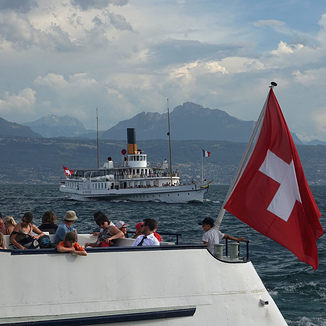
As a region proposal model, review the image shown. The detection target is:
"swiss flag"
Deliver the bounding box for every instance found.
[62,165,74,177]
[224,88,323,270]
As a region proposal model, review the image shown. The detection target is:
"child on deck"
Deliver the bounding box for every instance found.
[56,232,87,256]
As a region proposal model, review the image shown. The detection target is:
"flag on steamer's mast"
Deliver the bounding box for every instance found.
[62,165,74,177]
[224,88,323,270]
[203,150,210,157]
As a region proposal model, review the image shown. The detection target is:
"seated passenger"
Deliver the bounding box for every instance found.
[116,220,129,238]
[39,211,58,234]
[132,219,160,247]
[85,214,124,248]
[3,216,17,235]
[10,212,44,250]
[0,212,6,235]
[89,210,104,236]
[133,221,162,241]
[54,210,78,245]
[0,233,5,249]
[56,232,87,256]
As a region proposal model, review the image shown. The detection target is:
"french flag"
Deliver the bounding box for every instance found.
[203,150,210,157]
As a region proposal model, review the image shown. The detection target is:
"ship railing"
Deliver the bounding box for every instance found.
[117,172,180,180]
[3,234,249,263]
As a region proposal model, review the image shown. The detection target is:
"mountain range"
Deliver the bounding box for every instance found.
[0,102,324,145]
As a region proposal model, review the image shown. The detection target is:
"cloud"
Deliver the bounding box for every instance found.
[71,0,128,11]
[253,20,285,28]
[312,108,326,135]
[0,0,37,13]
[0,88,37,117]
[271,41,304,55]
[34,73,98,91]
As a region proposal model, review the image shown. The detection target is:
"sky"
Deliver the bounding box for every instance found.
[0,0,326,141]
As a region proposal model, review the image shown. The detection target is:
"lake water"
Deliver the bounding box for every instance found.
[0,184,325,325]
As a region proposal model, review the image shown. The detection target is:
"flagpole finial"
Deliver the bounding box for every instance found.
[270,81,277,88]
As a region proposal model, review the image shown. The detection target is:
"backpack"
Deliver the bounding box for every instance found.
[39,235,52,248]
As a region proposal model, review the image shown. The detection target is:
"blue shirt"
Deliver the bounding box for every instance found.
[54,222,76,245]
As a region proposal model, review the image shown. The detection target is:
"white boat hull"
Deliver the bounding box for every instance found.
[59,183,208,203]
[0,239,287,325]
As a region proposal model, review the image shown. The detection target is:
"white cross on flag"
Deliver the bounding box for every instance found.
[224,88,323,270]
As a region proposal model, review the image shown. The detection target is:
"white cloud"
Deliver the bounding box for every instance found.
[34,73,70,89]
[253,20,285,28]
[271,41,304,55]
[0,88,37,117]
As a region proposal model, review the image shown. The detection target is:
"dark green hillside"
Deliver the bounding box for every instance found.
[0,137,325,185]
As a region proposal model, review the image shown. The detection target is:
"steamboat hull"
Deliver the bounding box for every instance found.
[59,183,208,203]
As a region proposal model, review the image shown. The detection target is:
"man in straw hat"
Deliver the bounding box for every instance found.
[54,210,78,245]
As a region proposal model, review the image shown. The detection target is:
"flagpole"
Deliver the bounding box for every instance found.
[201,149,204,183]
[214,86,273,230]
[96,108,99,169]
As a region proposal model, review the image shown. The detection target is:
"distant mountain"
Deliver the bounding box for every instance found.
[5,102,308,144]
[306,139,326,146]
[291,133,303,145]
[23,114,88,138]
[0,117,42,138]
[101,102,257,142]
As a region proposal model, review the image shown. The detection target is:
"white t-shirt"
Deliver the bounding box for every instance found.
[132,233,160,246]
[202,228,224,254]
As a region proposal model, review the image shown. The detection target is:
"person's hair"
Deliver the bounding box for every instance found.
[143,218,158,231]
[0,233,5,249]
[4,216,16,226]
[93,210,104,221]
[96,214,109,226]
[0,212,2,219]
[42,211,57,224]
[64,232,77,243]
[22,212,34,223]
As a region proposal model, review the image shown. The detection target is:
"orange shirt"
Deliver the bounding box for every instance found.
[57,241,84,251]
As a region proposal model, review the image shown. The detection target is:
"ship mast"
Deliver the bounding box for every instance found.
[167,99,173,186]
[96,108,99,168]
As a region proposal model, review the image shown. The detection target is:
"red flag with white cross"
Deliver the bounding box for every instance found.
[62,165,74,177]
[224,88,323,270]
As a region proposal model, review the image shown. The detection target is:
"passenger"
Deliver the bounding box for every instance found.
[133,221,162,241]
[132,219,160,247]
[85,214,124,248]
[116,220,129,238]
[93,210,103,221]
[0,233,5,249]
[0,212,6,235]
[10,212,44,249]
[54,210,78,245]
[132,222,143,239]
[56,232,87,256]
[90,210,104,236]
[3,216,17,235]
[39,211,58,234]
[198,217,246,254]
